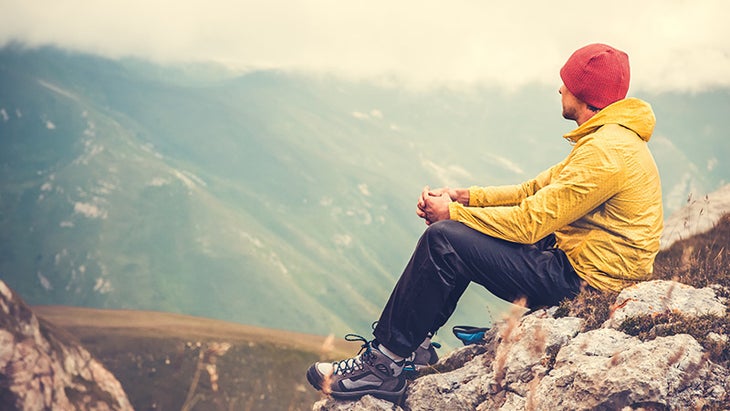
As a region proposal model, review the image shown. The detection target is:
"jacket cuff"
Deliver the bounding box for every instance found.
[448,202,461,220]
[467,186,482,207]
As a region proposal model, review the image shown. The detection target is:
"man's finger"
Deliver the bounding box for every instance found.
[419,186,430,207]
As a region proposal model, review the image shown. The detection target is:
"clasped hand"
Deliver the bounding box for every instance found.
[416,186,453,225]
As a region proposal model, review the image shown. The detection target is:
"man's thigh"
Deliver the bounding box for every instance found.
[429,220,583,307]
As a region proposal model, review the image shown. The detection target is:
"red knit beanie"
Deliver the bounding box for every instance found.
[560,43,630,109]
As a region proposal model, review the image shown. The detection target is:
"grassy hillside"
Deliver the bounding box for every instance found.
[34,306,358,411]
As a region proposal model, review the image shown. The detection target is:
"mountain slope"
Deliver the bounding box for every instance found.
[1,46,728,346]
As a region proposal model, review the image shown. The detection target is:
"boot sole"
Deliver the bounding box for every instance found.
[305,365,407,403]
[329,385,407,403]
[306,365,324,391]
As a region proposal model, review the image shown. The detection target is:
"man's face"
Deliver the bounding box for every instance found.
[559,84,581,121]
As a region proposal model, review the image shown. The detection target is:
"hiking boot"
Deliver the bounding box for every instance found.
[306,334,407,402]
[405,341,440,372]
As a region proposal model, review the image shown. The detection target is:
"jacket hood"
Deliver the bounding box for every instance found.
[563,97,656,143]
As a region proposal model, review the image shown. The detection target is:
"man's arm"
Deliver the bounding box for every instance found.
[416,161,560,225]
[449,141,622,244]
[468,164,559,207]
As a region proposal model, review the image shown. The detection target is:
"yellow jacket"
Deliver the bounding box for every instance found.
[448,98,663,292]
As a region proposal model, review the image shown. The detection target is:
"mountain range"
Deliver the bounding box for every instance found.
[0,45,728,347]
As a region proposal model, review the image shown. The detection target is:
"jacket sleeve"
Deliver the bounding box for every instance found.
[467,163,560,207]
[449,139,622,244]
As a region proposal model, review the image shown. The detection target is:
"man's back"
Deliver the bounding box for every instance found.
[556,98,663,291]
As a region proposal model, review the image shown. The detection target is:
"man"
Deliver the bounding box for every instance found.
[306,43,663,402]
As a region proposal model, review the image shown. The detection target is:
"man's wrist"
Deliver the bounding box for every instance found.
[451,188,470,206]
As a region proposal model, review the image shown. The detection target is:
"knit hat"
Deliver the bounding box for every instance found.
[560,43,630,109]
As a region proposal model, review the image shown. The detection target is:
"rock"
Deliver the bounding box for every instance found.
[495,311,583,394]
[604,280,726,328]
[313,280,729,410]
[428,338,491,374]
[660,184,730,249]
[402,310,583,410]
[404,362,490,411]
[534,329,708,410]
[314,395,404,411]
[0,280,133,410]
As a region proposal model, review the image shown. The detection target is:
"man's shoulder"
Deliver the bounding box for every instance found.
[579,124,644,151]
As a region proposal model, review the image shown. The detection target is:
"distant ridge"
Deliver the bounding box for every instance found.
[33,305,356,354]
[33,305,357,411]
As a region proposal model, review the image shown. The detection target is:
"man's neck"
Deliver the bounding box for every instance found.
[575,109,597,126]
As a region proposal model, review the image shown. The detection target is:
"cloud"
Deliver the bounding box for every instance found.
[351,109,383,120]
[1,1,729,92]
[421,158,473,187]
[485,153,524,175]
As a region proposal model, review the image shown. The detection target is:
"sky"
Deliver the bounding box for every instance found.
[1,0,729,93]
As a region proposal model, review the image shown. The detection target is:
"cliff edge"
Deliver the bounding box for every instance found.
[0,280,133,410]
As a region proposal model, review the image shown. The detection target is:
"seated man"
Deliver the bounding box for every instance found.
[307,43,663,402]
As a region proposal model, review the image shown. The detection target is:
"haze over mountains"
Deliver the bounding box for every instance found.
[1,46,728,344]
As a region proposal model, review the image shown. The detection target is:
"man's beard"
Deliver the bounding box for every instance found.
[562,105,578,121]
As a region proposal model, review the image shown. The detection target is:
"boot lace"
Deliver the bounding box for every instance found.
[332,334,375,375]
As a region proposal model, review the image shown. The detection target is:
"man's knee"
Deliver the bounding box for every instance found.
[424,219,462,240]
[421,220,468,270]
[423,220,479,254]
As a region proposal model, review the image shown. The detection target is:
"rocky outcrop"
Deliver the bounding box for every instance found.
[661,184,730,249]
[604,280,726,327]
[0,280,133,410]
[314,280,729,410]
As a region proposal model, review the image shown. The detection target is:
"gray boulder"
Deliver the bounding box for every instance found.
[0,280,133,411]
[604,279,726,328]
[534,329,709,410]
[313,394,402,411]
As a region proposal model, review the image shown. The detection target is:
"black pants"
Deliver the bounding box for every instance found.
[373,220,586,358]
